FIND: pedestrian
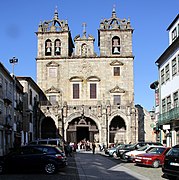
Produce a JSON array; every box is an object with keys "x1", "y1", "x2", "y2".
[
  {"x1": 92, "y1": 142, "x2": 96, "y2": 154},
  {"x1": 64, "y1": 142, "x2": 72, "y2": 157}
]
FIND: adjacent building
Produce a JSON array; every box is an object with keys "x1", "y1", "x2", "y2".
[
  {"x1": 0, "y1": 62, "x2": 25, "y2": 155},
  {"x1": 17, "y1": 76, "x2": 47, "y2": 145},
  {"x1": 154, "y1": 14, "x2": 179, "y2": 147}
]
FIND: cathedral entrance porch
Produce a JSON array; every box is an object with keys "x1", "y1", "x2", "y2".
[
  {"x1": 77, "y1": 127, "x2": 89, "y2": 143},
  {"x1": 66, "y1": 117, "x2": 99, "y2": 144}
]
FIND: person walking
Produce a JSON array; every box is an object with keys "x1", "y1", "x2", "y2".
[{"x1": 92, "y1": 142, "x2": 96, "y2": 154}]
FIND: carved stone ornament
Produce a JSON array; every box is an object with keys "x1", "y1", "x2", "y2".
[
  {"x1": 109, "y1": 85, "x2": 125, "y2": 93},
  {"x1": 78, "y1": 61, "x2": 92, "y2": 76},
  {"x1": 110, "y1": 60, "x2": 124, "y2": 66},
  {"x1": 45, "y1": 86, "x2": 60, "y2": 93},
  {"x1": 69, "y1": 76, "x2": 83, "y2": 82},
  {"x1": 46, "y1": 61, "x2": 59, "y2": 67}
]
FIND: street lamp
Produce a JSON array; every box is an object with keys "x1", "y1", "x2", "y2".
[
  {"x1": 62, "y1": 102, "x2": 67, "y2": 140},
  {"x1": 9, "y1": 57, "x2": 18, "y2": 148},
  {"x1": 106, "y1": 101, "x2": 111, "y2": 148},
  {"x1": 9, "y1": 57, "x2": 18, "y2": 76}
]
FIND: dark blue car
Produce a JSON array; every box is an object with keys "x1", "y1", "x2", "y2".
[{"x1": 0, "y1": 144, "x2": 67, "y2": 174}]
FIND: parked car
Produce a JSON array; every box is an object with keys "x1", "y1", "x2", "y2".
[
  {"x1": 134, "y1": 146, "x2": 171, "y2": 168},
  {"x1": 117, "y1": 142, "x2": 163, "y2": 160},
  {"x1": 124, "y1": 144, "x2": 163, "y2": 162},
  {"x1": 162, "y1": 144, "x2": 179, "y2": 179},
  {"x1": 105, "y1": 144, "x2": 131, "y2": 157},
  {"x1": 0, "y1": 144, "x2": 67, "y2": 174},
  {"x1": 28, "y1": 138, "x2": 64, "y2": 151}
]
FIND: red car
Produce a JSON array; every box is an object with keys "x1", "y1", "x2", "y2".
[{"x1": 134, "y1": 147, "x2": 171, "y2": 168}]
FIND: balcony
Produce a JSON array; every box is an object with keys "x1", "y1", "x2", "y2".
[{"x1": 158, "y1": 106, "x2": 179, "y2": 125}]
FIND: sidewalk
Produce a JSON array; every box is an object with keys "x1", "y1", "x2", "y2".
[{"x1": 74, "y1": 149, "x2": 150, "y2": 180}]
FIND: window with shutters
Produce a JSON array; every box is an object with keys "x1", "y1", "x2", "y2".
[
  {"x1": 90, "y1": 83, "x2": 96, "y2": 99},
  {"x1": 162, "y1": 98, "x2": 166, "y2": 113},
  {"x1": 161, "y1": 69, "x2": 165, "y2": 85},
  {"x1": 167, "y1": 95, "x2": 171, "y2": 111},
  {"x1": 172, "y1": 57, "x2": 177, "y2": 76},
  {"x1": 113, "y1": 95, "x2": 121, "y2": 105},
  {"x1": 73, "y1": 84, "x2": 79, "y2": 99},
  {"x1": 114, "y1": 67, "x2": 120, "y2": 76},
  {"x1": 173, "y1": 91, "x2": 178, "y2": 108},
  {"x1": 172, "y1": 27, "x2": 177, "y2": 42},
  {"x1": 165, "y1": 64, "x2": 170, "y2": 82}
]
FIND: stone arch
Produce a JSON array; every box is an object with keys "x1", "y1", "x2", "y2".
[
  {"x1": 108, "y1": 111, "x2": 129, "y2": 144},
  {"x1": 65, "y1": 112, "x2": 100, "y2": 143},
  {"x1": 40, "y1": 116, "x2": 59, "y2": 139},
  {"x1": 65, "y1": 112, "x2": 100, "y2": 130}
]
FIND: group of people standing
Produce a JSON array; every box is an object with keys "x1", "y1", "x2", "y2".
[
  {"x1": 64, "y1": 139, "x2": 100, "y2": 156},
  {"x1": 77, "y1": 139, "x2": 97, "y2": 154}
]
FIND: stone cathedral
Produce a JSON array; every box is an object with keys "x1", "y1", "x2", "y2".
[{"x1": 36, "y1": 7, "x2": 139, "y2": 146}]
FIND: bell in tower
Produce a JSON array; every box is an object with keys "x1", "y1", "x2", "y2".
[
  {"x1": 47, "y1": 47, "x2": 51, "y2": 53},
  {"x1": 55, "y1": 47, "x2": 60, "y2": 52},
  {"x1": 113, "y1": 47, "x2": 120, "y2": 54}
]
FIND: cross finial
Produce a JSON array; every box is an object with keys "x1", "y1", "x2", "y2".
[
  {"x1": 54, "y1": 6, "x2": 58, "y2": 19},
  {"x1": 82, "y1": 22, "x2": 87, "y2": 37},
  {"x1": 112, "y1": 4, "x2": 116, "y2": 18}
]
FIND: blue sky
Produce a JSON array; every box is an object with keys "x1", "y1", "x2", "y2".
[{"x1": 0, "y1": 0, "x2": 178, "y2": 111}]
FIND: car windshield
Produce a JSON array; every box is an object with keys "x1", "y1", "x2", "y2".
[
  {"x1": 137, "y1": 144, "x2": 149, "y2": 151},
  {"x1": 167, "y1": 147, "x2": 179, "y2": 157},
  {"x1": 148, "y1": 147, "x2": 165, "y2": 154},
  {"x1": 126, "y1": 144, "x2": 135, "y2": 149},
  {"x1": 118, "y1": 144, "x2": 127, "y2": 149}
]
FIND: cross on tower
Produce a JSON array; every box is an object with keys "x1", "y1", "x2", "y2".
[{"x1": 82, "y1": 22, "x2": 87, "y2": 38}]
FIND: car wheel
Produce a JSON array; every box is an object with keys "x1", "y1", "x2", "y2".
[
  {"x1": 44, "y1": 162, "x2": 57, "y2": 174},
  {"x1": 122, "y1": 153, "x2": 126, "y2": 160},
  {"x1": 152, "y1": 160, "x2": 160, "y2": 168}
]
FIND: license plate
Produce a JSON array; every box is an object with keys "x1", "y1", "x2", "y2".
[
  {"x1": 170, "y1": 162, "x2": 179, "y2": 166},
  {"x1": 135, "y1": 159, "x2": 141, "y2": 162}
]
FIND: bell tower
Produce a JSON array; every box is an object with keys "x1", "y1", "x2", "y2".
[
  {"x1": 36, "y1": 8, "x2": 74, "y2": 89},
  {"x1": 98, "y1": 7, "x2": 133, "y2": 57}
]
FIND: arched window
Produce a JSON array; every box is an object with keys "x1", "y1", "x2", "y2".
[
  {"x1": 81, "y1": 43, "x2": 87, "y2": 56},
  {"x1": 112, "y1": 36, "x2": 120, "y2": 54},
  {"x1": 54, "y1": 39, "x2": 61, "y2": 56},
  {"x1": 45, "y1": 39, "x2": 52, "y2": 56}
]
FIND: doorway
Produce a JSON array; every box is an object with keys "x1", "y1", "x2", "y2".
[{"x1": 77, "y1": 127, "x2": 89, "y2": 142}]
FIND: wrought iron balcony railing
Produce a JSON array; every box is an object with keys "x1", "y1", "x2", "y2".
[{"x1": 158, "y1": 106, "x2": 179, "y2": 125}]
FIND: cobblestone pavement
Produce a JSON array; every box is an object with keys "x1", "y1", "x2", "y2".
[{"x1": 0, "y1": 150, "x2": 176, "y2": 180}]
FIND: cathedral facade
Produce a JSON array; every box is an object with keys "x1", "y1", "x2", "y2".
[{"x1": 36, "y1": 8, "x2": 138, "y2": 146}]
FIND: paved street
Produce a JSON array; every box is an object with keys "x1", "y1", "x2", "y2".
[
  {"x1": 0, "y1": 150, "x2": 171, "y2": 180},
  {"x1": 76, "y1": 150, "x2": 166, "y2": 180}
]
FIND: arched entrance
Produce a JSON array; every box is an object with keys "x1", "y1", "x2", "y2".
[
  {"x1": 66, "y1": 117, "x2": 98, "y2": 143},
  {"x1": 109, "y1": 116, "x2": 126, "y2": 144},
  {"x1": 41, "y1": 117, "x2": 58, "y2": 138}
]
